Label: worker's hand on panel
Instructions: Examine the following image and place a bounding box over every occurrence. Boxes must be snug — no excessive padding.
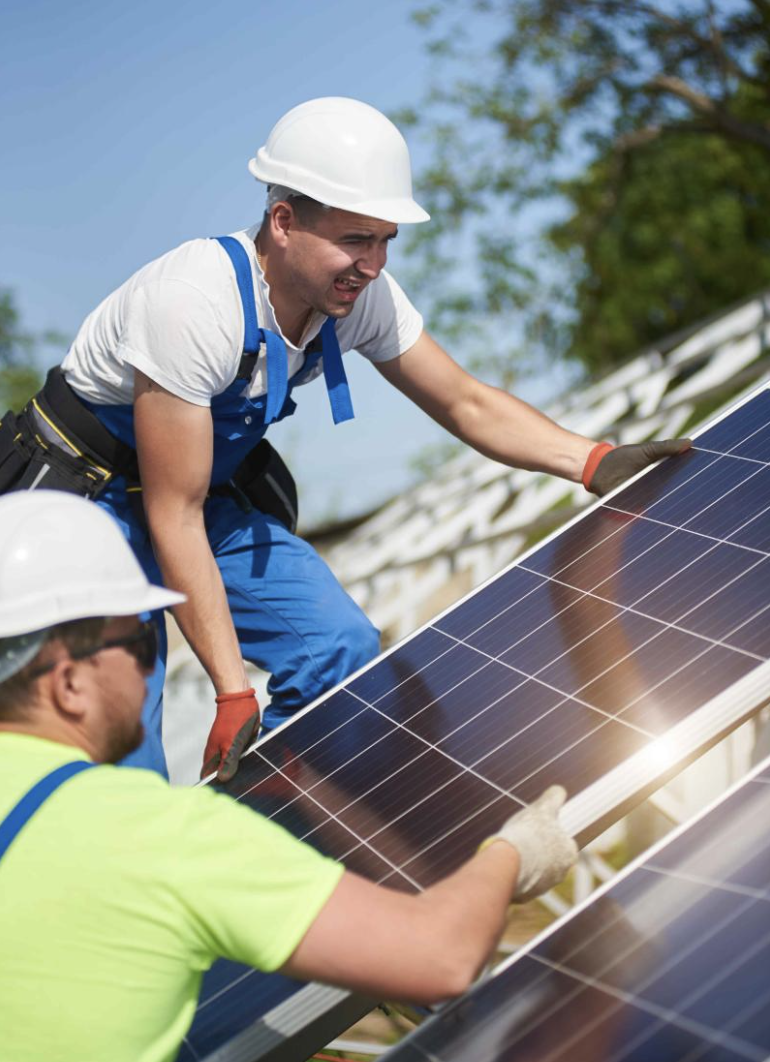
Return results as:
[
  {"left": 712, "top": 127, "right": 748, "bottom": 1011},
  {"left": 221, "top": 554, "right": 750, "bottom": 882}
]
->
[
  {"left": 484, "top": 785, "right": 578, "bottom": 903},
  {"left": 584, "top": 438, "right": 691, "bottom": 496},
  {"left": 201, "top": 687, "right": 261, "bottom": 782}
]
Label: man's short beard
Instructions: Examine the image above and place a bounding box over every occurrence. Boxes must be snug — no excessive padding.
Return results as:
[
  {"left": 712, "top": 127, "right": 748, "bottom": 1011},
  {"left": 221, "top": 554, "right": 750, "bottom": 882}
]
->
[{"left": 103, "top": 722, "right": 145, "bottom": 764}]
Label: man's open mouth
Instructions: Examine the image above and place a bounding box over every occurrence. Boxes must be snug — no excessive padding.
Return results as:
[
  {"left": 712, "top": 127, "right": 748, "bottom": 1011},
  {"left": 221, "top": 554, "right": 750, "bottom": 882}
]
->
[{"left": 334, "top": 277, "right": 363, "bottom": 294}]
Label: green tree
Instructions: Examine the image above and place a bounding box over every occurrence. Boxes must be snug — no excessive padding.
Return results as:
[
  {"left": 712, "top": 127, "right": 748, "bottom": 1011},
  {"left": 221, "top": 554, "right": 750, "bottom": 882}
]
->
[
  {"left": 551, "top": 130, "right": 770, "bottom": 371},
  {"left": 0, "top": 288, "right": 64, "bottom": 411},
  {"left": 399, "top": 0, "right": 770, "bottom": 381}
]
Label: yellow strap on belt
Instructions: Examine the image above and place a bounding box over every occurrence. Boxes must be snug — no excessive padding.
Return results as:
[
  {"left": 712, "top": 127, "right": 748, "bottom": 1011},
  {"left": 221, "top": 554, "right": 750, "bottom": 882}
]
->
[{"left": 31, "top": 398, "right": 112, "bottom": 481}]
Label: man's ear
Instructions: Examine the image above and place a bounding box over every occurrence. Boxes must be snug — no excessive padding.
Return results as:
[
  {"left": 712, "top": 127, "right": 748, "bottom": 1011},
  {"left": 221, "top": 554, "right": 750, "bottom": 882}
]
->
[
  {"left": 47, "top": 658, "right": 89, "bottom": 724},
  {"left": 270, "top": 202, "right": 296, "bottom": 248}
]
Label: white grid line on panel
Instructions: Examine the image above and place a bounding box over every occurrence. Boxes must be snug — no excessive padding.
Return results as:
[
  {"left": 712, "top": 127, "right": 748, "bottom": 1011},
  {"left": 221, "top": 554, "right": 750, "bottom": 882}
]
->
[{"left": 642, "top": 864, "right": 770, "bottom": 904}]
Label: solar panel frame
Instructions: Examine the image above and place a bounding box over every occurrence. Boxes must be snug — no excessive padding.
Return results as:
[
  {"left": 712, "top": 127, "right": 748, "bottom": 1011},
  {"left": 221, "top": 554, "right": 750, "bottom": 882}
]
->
[
  {"left": 378, "top": 753, "right": 770, "bottom": 1062},
  {"left": 188, "top": 380, "right": 770, "bottom": 1062}
]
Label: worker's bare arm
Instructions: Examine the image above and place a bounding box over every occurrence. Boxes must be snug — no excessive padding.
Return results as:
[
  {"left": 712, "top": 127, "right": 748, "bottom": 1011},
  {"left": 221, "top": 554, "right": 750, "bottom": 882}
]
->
[
  {"left": 133, "top": 371, "right": 249, "bottom": 693},
  {"left": 376, "top": 330, "right": 594, "bottom": 483},
  {"left": 281, "top": 844, "right": 520, "bottom": 1004}
]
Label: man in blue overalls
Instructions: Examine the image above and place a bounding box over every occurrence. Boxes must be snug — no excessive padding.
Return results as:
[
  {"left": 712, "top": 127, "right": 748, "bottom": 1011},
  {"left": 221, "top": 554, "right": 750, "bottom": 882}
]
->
[{"left": 26, "top": 97, "right": 688, "bottom": 781}]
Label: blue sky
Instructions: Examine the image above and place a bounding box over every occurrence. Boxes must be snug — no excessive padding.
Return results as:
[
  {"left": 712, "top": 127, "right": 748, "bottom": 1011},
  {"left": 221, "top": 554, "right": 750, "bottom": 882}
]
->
[{"left": 1, "top": 0, "right": 478, "bottom": 524}]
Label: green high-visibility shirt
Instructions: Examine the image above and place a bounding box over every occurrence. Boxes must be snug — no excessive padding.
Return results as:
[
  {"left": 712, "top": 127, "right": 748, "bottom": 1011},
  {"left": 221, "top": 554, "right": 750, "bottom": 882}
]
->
[{"left": 0, "top": 733, "right": 344, "bottom": 1062}]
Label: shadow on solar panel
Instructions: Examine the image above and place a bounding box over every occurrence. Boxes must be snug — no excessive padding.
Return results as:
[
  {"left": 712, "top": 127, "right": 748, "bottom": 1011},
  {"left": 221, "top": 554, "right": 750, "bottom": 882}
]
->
[{"left": 184, "top": 384, "right": 770, "bottom": 1062}]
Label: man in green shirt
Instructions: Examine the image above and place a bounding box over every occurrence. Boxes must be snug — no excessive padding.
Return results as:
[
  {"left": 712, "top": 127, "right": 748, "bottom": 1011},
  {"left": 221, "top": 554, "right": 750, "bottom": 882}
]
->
[{"left": 0, "top": 491, "right": 577, "bottom": 1062}]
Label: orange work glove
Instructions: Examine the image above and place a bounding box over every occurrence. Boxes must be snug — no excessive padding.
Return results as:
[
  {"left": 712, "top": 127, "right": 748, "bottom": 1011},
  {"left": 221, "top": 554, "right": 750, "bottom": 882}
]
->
[
  {"left": 201, "top": 688, "right": 260, "bottom": 782},
  {"left": 583, "top": 439, "right": 691, "bottom": 496}
]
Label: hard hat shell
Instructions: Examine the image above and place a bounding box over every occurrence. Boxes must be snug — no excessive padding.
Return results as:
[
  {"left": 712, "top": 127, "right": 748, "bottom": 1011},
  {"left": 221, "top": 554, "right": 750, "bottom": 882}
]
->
[
  {"left": 0, "top": 492, "right": 184, "bottom": 638},
  {"left": 249, "top": 97, "right": 430, "bottom": 225}
]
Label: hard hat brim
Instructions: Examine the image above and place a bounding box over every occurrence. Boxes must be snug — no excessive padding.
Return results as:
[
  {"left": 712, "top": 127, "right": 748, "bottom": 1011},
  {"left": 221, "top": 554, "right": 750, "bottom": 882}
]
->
[
  {"left": 249, "top": 159, "right": 430, "bottom": 225},
  {"left": 0, "top": 584, "right": 185, "bottom": 639},
  {"left": 344, "top": 197, "right": 430, "bottom": 225}
]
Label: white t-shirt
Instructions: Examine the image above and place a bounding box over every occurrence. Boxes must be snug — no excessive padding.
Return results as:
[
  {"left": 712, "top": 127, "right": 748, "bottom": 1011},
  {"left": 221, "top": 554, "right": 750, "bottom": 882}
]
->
[{"left": 62, "top": 224, "right": 424, "bottom": 408}]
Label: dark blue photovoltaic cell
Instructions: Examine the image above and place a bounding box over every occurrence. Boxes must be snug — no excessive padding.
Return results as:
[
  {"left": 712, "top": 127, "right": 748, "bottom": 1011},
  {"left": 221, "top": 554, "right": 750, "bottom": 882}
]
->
[
  {"left": 630, "top": 541, "right": 761, "bottom": 624},
  {"left": 345, "top": 626, "right": 457, "bottom": 702},
  {"left": 542, "top": 514, "right": 670, "bottom": 593},
  {"left": 642, "top": 455, "right": 760, "bottom": 525},
  {"left": 694, "top": 388, "right": 770, "bottom": 452},
  {"left": 193, "top": 388, "right": 770, "bottom": 1060},
  {"left": 529, "top": 611, "right": 665, "bottom": 694},
  {"left": 434, "top": 565, "right": 546, "bottom": 639},
  {"left": 365, "top": 643, "right": 492, "bottom": 722},
  {"left": 517, "top": 506, "right": 634, "bottom": 581},
  {"left": 684, "top": 465, "right": 770, "bottom": 540},
  {"left": 613, "top": 646, "right": 757, "bottom": 733},
  {"left": 731, "top": 420, "right": 770, "bottom": 462},
  {"left": 681, "top": 557, "right": 770, "bottom": 645},
  {"left": 586, "top": 528, "right": 712, "bottom": 606},
  {"left": 607, "top": 447, "right": 720, "bottom": 517},
  {"left": 724, "top": 610, "right": 770, "bottom": 658},
  {"left": 381, "top": 767, "right": 770, "bottom": 1062},
  {"left": 454, "top": 584, "right": 593, "bottom": 665}
]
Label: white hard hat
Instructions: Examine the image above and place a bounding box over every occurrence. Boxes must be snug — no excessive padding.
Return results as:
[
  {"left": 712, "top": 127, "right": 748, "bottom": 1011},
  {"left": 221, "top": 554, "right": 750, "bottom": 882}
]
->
[
  {"left": 0, "top": 492, "right": 184, "bottom": 639},
  {"left": 249, "top": 97, "right": 429, "bottom": 225}
]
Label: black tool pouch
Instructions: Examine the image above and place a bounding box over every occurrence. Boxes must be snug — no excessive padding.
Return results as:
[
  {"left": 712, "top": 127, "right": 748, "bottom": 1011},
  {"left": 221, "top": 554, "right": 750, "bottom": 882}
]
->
[
  {"left": 15, "top": 441, "right": 109, "bottom": 497},
  {"left": 231, "top": 440, "right": 299, "bottom": 534},
  {"left": 0, "top": 406, "right": 112, "bottom": 499},
  {"left": 0, "top": 412, "right": 31, "bottom": 493}
]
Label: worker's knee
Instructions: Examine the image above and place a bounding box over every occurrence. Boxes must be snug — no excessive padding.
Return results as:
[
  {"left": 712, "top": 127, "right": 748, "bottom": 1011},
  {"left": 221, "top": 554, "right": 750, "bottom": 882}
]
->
[
  {"left": 329, "top": 606, "right": 381, "bottom": 680},
  {"left": 261, "top": 608, "right": 380, "bottom": 728}
]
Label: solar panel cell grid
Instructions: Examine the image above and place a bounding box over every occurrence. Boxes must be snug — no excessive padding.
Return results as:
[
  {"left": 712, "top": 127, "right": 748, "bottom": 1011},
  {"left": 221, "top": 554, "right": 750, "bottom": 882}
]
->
[
  {"left": 186, "top": 386, "right": 770, "bottom": 1060},
  {"left": 381, "top": 762, "right": 770, "bottom": 1062}
]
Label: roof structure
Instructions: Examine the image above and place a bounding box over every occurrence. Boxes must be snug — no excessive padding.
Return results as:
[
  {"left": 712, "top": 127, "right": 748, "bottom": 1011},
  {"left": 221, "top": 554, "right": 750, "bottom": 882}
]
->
[{"left": 318, "top": 291, "right": 770, "bottom": 648}]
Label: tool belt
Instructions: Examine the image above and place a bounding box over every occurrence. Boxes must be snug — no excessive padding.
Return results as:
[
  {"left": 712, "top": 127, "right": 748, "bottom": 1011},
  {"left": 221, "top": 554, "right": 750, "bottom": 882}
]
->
[
  {"left": 0, "top": 368, "right": 299, "bottom": 532},
  {"left": 0, "top": 368, "right": 134, "bottom": 498},
  {"left": 224, "top": 438, "right": 298, "bottom": 534}
]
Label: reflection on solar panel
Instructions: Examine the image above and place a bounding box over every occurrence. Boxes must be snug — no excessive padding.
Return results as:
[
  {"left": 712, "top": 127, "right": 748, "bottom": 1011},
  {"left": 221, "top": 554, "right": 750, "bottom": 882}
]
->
[
  {"left": 381, "top": 755, "right": 770, "bottom": 1062},
  {"left": 183, "top": 385, "right": 770, "bottom": 1062}
]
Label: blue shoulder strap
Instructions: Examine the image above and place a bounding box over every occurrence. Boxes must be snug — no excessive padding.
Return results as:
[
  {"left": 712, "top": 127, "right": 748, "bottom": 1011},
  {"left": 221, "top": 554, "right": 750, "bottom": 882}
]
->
[
  {"left": 214, "top": 236, "right": 288, "bottom": 425},
  {"left": 320, "top": 318, "right": 355, "bottom": 424},
  {"left": 214, "top": 236, "right": 260, "bottom": 354},
  {"left": 0, "top": 761, "right": 96, "bottom": 864},
  {"left": 214, "top": 236, "right": 354, "bottom": 426}
]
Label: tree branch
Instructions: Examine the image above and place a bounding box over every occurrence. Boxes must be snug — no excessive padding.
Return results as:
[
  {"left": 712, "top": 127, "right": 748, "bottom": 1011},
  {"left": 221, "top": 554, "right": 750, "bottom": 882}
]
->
[{"left": 650, "top": 73, "right": 770, "bottom": 151}]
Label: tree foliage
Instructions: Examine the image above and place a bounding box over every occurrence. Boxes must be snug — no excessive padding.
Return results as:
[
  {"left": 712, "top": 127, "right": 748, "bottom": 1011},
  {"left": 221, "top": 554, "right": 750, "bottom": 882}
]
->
[
  {"left": 399, "top": 0, "right": 770, "bottom": 380},
  {"left": 552, "top": 131, "right": 770, "bottom": 372},
  {"left": 0, "top": 289, "right": 61, "bottom": 412}
]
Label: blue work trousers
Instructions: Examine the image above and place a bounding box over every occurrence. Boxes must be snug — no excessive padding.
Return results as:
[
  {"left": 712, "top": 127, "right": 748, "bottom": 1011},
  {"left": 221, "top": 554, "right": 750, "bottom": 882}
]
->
[{"left": 97, "top": 488, "right": 380, "bottom": 776}]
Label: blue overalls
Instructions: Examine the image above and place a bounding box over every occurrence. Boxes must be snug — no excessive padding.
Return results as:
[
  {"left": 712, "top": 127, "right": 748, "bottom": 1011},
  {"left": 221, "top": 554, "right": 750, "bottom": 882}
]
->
[
  {"left": 0, "top": 762, "right": 97, "bottom": 863},
  {"left": 87, "top": 237, "right": 380, "bottom": 776}
]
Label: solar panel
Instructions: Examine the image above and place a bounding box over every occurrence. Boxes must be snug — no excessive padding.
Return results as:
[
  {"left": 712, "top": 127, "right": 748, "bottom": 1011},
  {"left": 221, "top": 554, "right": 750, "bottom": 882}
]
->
[
  {"left": 183, "top": 384, "right": 770, "bottom": 1062},
  {"left": 379, "top": 754, "right": 770, "bottom": 1062}
]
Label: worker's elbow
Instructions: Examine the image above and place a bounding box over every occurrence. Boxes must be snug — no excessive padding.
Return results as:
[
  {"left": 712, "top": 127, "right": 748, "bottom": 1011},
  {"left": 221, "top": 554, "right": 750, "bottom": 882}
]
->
[
  {"left": 450, "top": 390, "right": 488, "bottom": 440},
  {"left": 438, "top": 960, "right": 477, "bottom": 1002},
  {"left": 416, "top": 947, "right": 480, "bottom": 1004},
  {"left": 144, "top": 492, "right": 206, "bottom": 536}
]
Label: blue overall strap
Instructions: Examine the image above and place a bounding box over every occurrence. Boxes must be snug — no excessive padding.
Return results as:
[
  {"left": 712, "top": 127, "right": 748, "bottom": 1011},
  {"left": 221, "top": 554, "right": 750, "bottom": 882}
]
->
[
  {"left": 262, "top": 328, "right": 289, "bottom": 425},
  {"left": 214, "top": 237, "right": 260, "bottom": 354},
  {"left": 214, "top": 236, "right": 290, "bottom": 426},
  {"left": 319, "top": 318, "right": 355, "bottom": 425},
  {"left": 0, "top": 761, "right": 96, "bottom": 864}
]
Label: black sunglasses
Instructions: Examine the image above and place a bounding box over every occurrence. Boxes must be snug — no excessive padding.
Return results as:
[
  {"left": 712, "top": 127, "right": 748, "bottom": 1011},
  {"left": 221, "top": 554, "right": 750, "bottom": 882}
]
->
[
  {"left": 73, "top": 620, "right": 158, "bottom": 671},
  {"left": 31, "top": 620, "right": 158, "bottom": 677}
]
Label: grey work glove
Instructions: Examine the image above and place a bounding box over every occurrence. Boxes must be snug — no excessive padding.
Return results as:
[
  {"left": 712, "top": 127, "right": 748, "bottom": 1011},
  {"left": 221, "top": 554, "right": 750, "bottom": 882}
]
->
[
  {"left": 584, "top": 439, "right": 691, "bottom": 497},
  {"left": 483, "top": 785, "right": 578, "bottom": 903}
]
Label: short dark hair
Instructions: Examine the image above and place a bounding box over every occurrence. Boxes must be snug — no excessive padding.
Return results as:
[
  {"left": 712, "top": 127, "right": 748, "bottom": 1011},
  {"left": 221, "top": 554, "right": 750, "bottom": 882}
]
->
[
  {"left": 0, "top": 617, "right": 108, "bottom": 721},
  {"left": 287, "top": 194, "right": 330, "bottom": 227}
]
